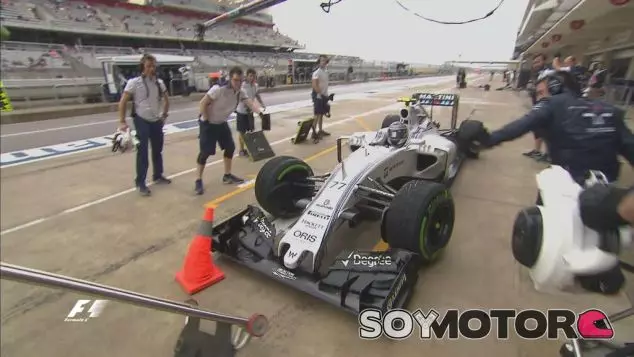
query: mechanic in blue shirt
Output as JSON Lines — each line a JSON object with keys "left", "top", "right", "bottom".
{"left": 480, "top": 70, "right": 634, "bottom": 185}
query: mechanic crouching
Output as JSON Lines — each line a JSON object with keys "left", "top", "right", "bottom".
{"left": 477, "top": 70, "right": 634, "bottom": 188}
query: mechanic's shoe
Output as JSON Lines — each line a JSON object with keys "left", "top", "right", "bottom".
{"left": 311, "top": 132, "right": 320, "bottom": 144}
{"left": 223, "top": 173, "right": 245, "bottom": 184}
{"left": 522, "top": 149, "right": 541, "bottom": 157}
{"left": 194, "top": 179, "right": 204, "bottom": 195}
{"left": 319, "top": 130, "right": 331, "bottom": 137}
{"left": 153, "top": 176, "right": 172, "bottom": 184}
{"left": 137, "top": 185, "right": 151, "bottom": 197}
{"left": 238, "top": 149, "right": 249, "bottom": 157}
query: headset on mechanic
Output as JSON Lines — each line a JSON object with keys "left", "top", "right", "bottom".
{"left": 478, "top": 69, "right": 634, "bottom": 186}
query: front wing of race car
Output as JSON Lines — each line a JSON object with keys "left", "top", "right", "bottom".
{"left": 211, "top": 205, "right": 420, "bottom": 315}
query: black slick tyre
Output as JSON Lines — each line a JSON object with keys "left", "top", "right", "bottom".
{"left": 511, "top": 207, "right": 543, "bottom": 268}
{"left": 255, "top": 156, "right": 314, "bottom": 218}
{"left": 384, "top": 180, "right": 455, "bottom": 263}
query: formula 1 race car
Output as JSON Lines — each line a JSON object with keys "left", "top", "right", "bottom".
{"left": 211, "top": 92, "right": 486, "bottom": 315}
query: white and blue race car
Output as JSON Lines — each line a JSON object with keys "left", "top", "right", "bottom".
{"left": 211, "top": 92, "right": 486, "bottom": 315}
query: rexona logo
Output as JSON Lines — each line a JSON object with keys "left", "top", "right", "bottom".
{"left": 359, "top": 308, "right": 615, "bottom": 341}
{"left": 293, "top": 230, "right": 317, "bottom": 243}
{"left": 341, "top": 252, "right": 392, "bottom": 268}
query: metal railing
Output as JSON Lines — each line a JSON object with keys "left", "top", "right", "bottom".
{"left": 1, "top": 262, "right": 269, "bottom": 355}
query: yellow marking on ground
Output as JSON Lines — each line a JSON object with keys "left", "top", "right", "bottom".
{"left": 355, "top": 117, "right": 372, "bottom": 131}
{"left": 204, "top": 145, "right": 338, "bottom": 208}
{"left": 372, "top": 240, "right": 389, "bottom": 252}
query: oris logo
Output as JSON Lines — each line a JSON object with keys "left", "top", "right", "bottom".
{"left": 293, "top": 230, "right": 317, "bottom": 243}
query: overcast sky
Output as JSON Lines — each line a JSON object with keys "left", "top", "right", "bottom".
{"left": 268, "top": 0, "right": 530, "bottom": 64}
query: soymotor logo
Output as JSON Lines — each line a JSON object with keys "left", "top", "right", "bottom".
{"left": 359, "top": 308, "right": 614, "bottom": 340}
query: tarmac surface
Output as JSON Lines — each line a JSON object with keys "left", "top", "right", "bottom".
{"left": 1, "top": 76, "right": 633, "bottom": 357}
{"left": 0, "top": 76, "right": 455, "bottom": 152}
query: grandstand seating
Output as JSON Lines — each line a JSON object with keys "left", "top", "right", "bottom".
{"left": 0, "top": 0, "right": 384, "bottom": 81}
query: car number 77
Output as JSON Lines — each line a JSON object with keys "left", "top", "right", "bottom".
{"left": 328, "top": 181, "right": 346, "bottom": 190}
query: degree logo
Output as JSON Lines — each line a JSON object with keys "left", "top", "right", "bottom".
{"left": 576, "top": 309, "right": 614, "bottom": 339}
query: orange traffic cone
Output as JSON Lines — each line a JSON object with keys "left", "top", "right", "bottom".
{"left": 175, "top": 205, "right": 225, "bottom": 294}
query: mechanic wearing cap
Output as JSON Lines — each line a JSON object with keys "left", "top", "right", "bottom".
{"left": 195, "top": 66, "right": 266, "bottom": 195}
{"left": 236, "top": 68, "right": 266, "bottom": 157}
{"left": 118, "top": 53, "right": 171, "bottom": 197}
{"left": 479, "top": 70, "right": 634, "bottom": 186}
{"left": 311, "top": 54, "right": 331, "bottom": 140}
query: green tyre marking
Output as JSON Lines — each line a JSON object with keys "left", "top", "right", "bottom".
{"left": 277, "top": 164, "right": 310, "bottom": 181}
{"left": 418, "top": 189, "right": 450, "bottom": 261}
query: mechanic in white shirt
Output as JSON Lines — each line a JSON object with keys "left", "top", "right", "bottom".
{"left": 118, "top": 53, "right": 170, "bottom": 197}
{"left": 311, "top": 55, "right": 330, "bottom": 139}
{"left": 195, "top": 66, "right": 265, "bottom": 195}
{"left": 236, "top": 68, "right": 266, "bottom": 157}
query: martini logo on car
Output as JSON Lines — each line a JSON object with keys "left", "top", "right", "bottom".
{"left": 359, "top": 308, "right": 614, "bottom": 341}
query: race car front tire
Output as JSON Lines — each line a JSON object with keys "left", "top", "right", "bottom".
{"left": 255, "top": 156, "right": 315, "bottom": 218}
{"left": 383, "top": 180, "right": 455, "bottom": 264}
{"left": 381, "top": 114, "right": 401, "bottom": 129}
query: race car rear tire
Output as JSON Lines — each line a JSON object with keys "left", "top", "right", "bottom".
{"left": 381, "top": 114, "right": 401, "bottom": 129}
{"left": 457, "top": 119, "right": 485, "bottom": 159}
{"left": 255, "top": 156, "right": 315, "bottom": 218}
{"left": 383, "top": 180, "right": 455, "bottom": 264}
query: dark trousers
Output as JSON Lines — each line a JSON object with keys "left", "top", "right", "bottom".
{"left": 133, "top": 115, "right": 164, "bottom": 186}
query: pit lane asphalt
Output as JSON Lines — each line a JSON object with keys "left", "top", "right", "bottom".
{"left": 0, "top": 76, "right": 456, "bottom": 152}
{"left": 1, "top": 77, "right": 632, "bottom": 357}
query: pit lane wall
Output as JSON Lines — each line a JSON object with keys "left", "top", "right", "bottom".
{"left": 0, "top": 74, "right": 436, "bottom": 124}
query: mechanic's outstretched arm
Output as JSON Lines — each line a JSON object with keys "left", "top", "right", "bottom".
{"left": 485, "top": 100, "right": 553, "bottom": 147}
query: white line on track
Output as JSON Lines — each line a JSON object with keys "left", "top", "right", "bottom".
{"left": 0, "top": 107, "right": 198, "bottom": 138}
{"left": 0, "top": 77, "right": 456, "bottom": 138}
{"left": 0, "top": 86, "right": 455, "bottom": 236}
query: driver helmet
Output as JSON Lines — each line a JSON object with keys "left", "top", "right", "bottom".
{"left": 112, "top": 128, "right": 135, "bottom": 153}
{"left": 387, "top": 121, "right": 408, "bottom": 147}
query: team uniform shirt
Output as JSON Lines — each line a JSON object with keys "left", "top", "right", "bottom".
{"left": 124, "top": 76, "right": 167, "bottom": 121}
{"left": 203, "top": 84, "right": 250, "bottom": 124}
{"left": 312, "top": 67, "right": 329, "bottom": 96}
{"left": 236, "top": 81, "right": 259, "bottom": 114}
{"left": 487, "top": 92, "right": 634, "bottom": 182}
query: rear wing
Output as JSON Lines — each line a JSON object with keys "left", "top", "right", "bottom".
{"left": 398, "top": 93, "right": 460, "bottom": 129}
